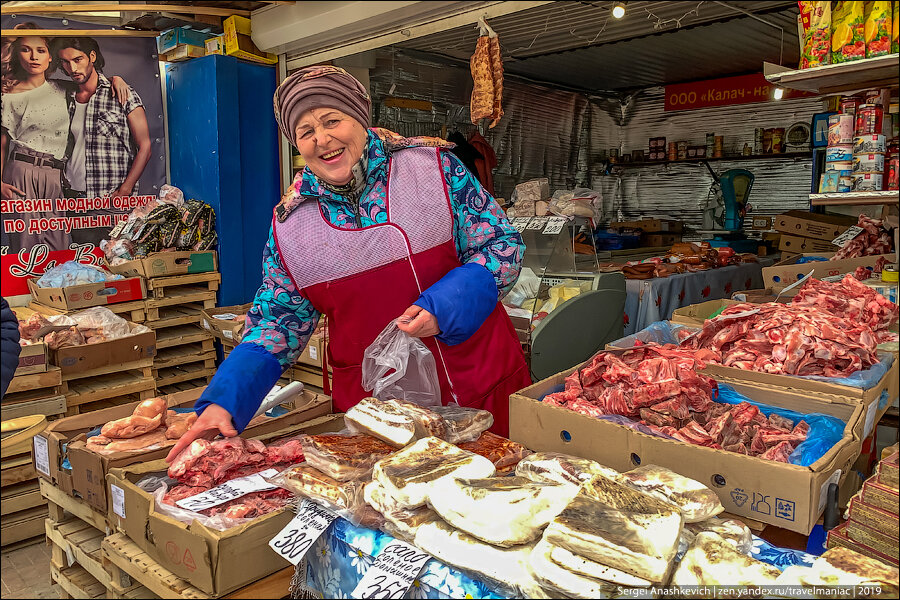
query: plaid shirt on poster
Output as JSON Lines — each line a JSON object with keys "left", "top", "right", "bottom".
{"left": 66, "top": 73, "right": 144, "bottom": 197}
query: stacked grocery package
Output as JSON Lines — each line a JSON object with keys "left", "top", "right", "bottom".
{"left": 798, "top": 2, "right": 896, "bottom": 70}
{"left": 828, "top": 449, "right": 899, "bottom": 568}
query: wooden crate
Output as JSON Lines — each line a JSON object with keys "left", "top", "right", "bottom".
{"left": 144, "top": 302, "right": 206, "bottom": 330}
{"left": 146, "top": 272, "right": 220, "bottom": 300}
{"left": 62, "top": 358, "right": 154, "bottom": 383}
{"left": 1, "top": 394, "right": 67, "bottom": 421}
{"left": 65, "top": 370, "right": 156, "bottom": 415}
{"left": 4, "top": 366, "right": 67, "bottom": 405}
{"left": 153, "top": 362, "right": 216, "bottom": 388}
{"left": 102, "top": 532, "right": 293, "bottom": 599}
{"left": 30, "top": 299, "right": 147, "bottom": 323}
{"left": 155, "top": 325, "right": 215, "bottom": 350}
{"left": 51, "top": 561, "right": 109, "bottom": 599}
{"left": 156, "top": 376, "right": 213, "bottom": 397}
{"left": 152, "top": 340, "right": 216, "bottom": 371}
{"left": 40, "top": 478, "right": 112, "bottom": 534}
{"left": 1, "top": 447, "right": 45, "bottom": 547}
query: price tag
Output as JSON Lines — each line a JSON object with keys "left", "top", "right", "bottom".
{"left": 110, "top": 484, "right": 126, "bottom": 519}
{"left": 526, "top": 217, "right": 548, "bottom": 230}
{"left": 213, "top": 313, "right": 239, "bottom": 320}
{"left": 202, "top": 319, "right": 210, "bottom": 330}
{"left": 33, "top": 436, "right": 50, "bottom": 476}
{"left": 351, "top": 540, "right": 431, "bottom": 599}
{"left": 309, "top": 345, "right": 318, "bottom": 360}
{"left": 831, "top": 225, "right": 863, "bottom": 247}
{"left": 175, "top": 468, "right": 278, "bottom": 512}
{"left": 542, "top": 216, "right": 567, "bottom": 236}
{"left": 511, "top": 217, "right": 531, "bottom": 232}
{"left": 268, "top": 499, "right": 337, "bottom": 565}
{"left": 223, "top": 329, "right": 234, "bottom": 340}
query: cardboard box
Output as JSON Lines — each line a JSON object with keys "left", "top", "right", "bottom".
{"left": 28, "top": 277, "right": 146, "bottom": 310}
{"left": 205, "top": 35, "right": 224, "bottom": 56}
{"left": 223, "top": 15, "right": 277, "bottom": 65}
{"left": 509, "top": 369, "right": 863, "bottom": 534}
{"left": 761, "top": 253, "right": 896, "bottom": 291}
{"left": 751, "top": 216, "right": 774, "bottom": 230}
{"left": 297, "top": 333, "right": 325, "bottom": 368}
{"left": 200, "top": 303, "right": 250, "bottom": 343}
{"left": 15, "top": 342, "right": 48, "bottom": 375}
{"left": 730, "top": 288, "right": 794, "bottom": 304}
{"left": 106, "top": 251, "right": 217, "bottom": 279}
{"left": 773, "top": 210, "right": 857, "bottom": 241}
{"left": 107, "top": 414, "right": 344, "bottom": 596}
{"left": 670, "top": 299, "right": 741, "bottom": 327}
{"left": 157, "top": 27, "right": 212, "bottom": 55}
{"left": 643, "top": 233, "right": 682, "bottom": 248}
{"left": 53, "top": 328, "right": 156, "bottom": 375}
{"left": 778, "top": 234, "right": 838, "bottom": 254}
{"left": 610, "top": 218, "right": 684, "bottom": 233}
{"left": 35, "top": 388, "right": 332, "bottom": 513}
{"left": 164, "top": 44, "right": 206, "bottom": 62}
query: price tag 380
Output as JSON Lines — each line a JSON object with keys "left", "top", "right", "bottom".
{"left": 268, "top": 499, "right": 338, "bottom": 565}
{"left": 351, "top": 540, "right": 431, "bottom": 599}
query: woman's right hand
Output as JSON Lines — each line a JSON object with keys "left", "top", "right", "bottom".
{"left": 165, "top": 404, "right": 238, "bottom": 463}
{"left": 1, "top": 182, "right": 25, "bottom": 200}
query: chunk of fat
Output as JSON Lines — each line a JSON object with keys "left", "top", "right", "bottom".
{"left": 620, "top": 464, "right": 724, "bottom": 523}
{"left": 684, "top": 517, "right": 753, "bottom": 554}
{"left": 548, "top": 543, "right": 653, "bottom": 588}
{"left": 810, "top": 548, "right": 899, "bottom": 593}
{"left": 528, "top": 538, "right": 626, "bottom": 599}
{"left": 413, "top": 520, "right": 550, "bottom": 599}
{"left": 515, "top": 452, "right": 621, "bottom": 487}
{"left": 544, "top": 491, "right": 681, "bottom": 584}
{"left": 344, "top": 398, "right": 415, "bottom": 447}
{"left": 671, "top": 532, "right": 781, "bottom": 587}
{"left": 427, "top": 476, "right": 578, "bottom": 546}
{"left": 372, "top": 437, "right": 495, "bottom": 509}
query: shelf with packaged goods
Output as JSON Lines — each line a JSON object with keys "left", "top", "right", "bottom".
{"left": 612, "top": 151, "right": 811, "bottom": 168}
{"left": 763, "top": 54, "right": 900, "bottom": 94}
{"left": 809, "top": 190, "right": 899, "bottom": 206}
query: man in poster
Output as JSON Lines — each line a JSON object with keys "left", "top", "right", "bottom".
{"left": 52, "top": 36, "right": 152, "bottom": 244}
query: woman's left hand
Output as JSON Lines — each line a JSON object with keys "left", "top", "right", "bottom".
{"left": 396, "top": 305, "right": 440, "bottom": 338}
{"left": 110, "top": 76, "right": 130, "bottom": 106}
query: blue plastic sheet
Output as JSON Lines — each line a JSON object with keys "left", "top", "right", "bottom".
{"left": 716, "top": 384, "right": 846, "bottom": 467}
{"left": 795, "top": 256, "right": 829, "bottom": 264}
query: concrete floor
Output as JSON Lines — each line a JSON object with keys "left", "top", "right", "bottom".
{"left": 1, "top": 540, "right": 60, "bottom": 599}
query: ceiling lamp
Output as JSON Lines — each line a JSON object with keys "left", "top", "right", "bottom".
{"left": 612, "top": 1, "right": 627, "bottom": 19}
{"left": 773, "top": 87, "right": 784, "bottom": 100}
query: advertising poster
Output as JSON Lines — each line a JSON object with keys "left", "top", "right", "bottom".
{"left": 1, "top": 15, "right": 166, "bottom": 296}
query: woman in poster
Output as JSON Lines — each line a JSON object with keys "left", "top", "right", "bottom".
{"left": 0, "top": 22, "right": 129, "bottom": 251}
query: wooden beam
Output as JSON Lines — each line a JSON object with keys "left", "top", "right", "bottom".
{"left": 1, "top": 28, "right": 159, "bottom": 37}
{"left": 1, "top": 4, "right": 250, "bottom": 17}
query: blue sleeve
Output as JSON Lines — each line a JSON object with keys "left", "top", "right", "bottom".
{"left": 193, "top": 342, "right": 283, "bottom": 433}
{"left": 414, "top": 262, "right": 498, "bottom": 346}
{"left": 1, "top": 298, "right": 21, "bottom": 399}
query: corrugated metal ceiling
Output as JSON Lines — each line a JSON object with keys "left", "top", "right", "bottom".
{"left": 398, "top": 0, "right": 801, "bottom": 91}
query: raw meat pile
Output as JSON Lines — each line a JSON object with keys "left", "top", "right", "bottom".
{"left": 792, "top": 274, "right": 899, "bottom": 340}
{"left": 85, "top": 398, "right": 195, "bottom": 453}
{"left": 542, "top": 345, "right": 719, "bottom": 420}
{"left": 831, "top": 215, "right": 893, "bottom": 260}
{"left": 17, "top": 307, "right": 146, "bottom": 349}
{"left": 686, "top": 302, "right": 880, "bottom": 377}
{"left": 163, "top": 437, "right": 306, "bottom": 519}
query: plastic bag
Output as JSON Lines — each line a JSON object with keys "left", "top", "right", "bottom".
{"left": 503, "top": 267, "right": 541, "bottom": 308}
{"left": 361, "top": 320, "right": 441, "bottom": 407}
{"left": 299, "top": 432, "right": 395, "bottom": 482}
{"left": 158, "top": 184, "right": 185, "bottom": 206}
{"left": 548, "top": 188, "right": 602, "bottom": 221}
{"left": 619, "top": 464, "right": 724, "bottom": 523}
{"left": 431, "top": 404, "right": 494, "bottom": 444}
{"left": 36, "top": 261, "right": 123, "bottom": 288}
{"left": 716, "top": 384, "right": 846, "bottom": 467}
{"left": 515, "top": 452, "right": 620, "bottom": 487}
{"left": 456, "top": 431, "right": 532, "bottom": 474}
{"left": 684, "top": 517, "right": 753, "bottom": 555}
{"left": 265, "top": 462, "right": 370, "bottom": 525}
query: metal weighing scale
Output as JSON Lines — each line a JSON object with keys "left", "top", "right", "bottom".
{"left": 512, "top": 216, "right": 626, "bottom": 382}
{"left": 698, "top": 165, "right": 758, "bottom": 253}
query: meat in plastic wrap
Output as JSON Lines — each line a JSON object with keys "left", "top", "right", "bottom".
{"left": 619, "top": 464, "right": 724, "bottom": 523}
{"left": 683, "top": 516, "right": 753, "bottom": 554}
{"left": 344, "top": 397, "right": 416, "bottom": 447}
{"left": 671, "top": 532, "right": 780, "bottom": 589}
{"left": 427, "top": 475, "right": 578, "bottom": 546}
{"left": 431, "top": 404, "right": 493, "bottom": 443}
{"left": 515, "top": 452, "right": 620, "bottom": 487}
{"left": 266, "top": 463, "right": 368, "bottom": 522}
{"left": 298, "top": 432, "right": 395, "bottom": 482}
{"left": 529, "top": 538, "right": 650, "bottom": 598}
{"left": 456, "top": 431, "right": 531, "bottom": 474}
{"left": 386, "top": 398, "right": 446, "bottom": 439}
{"left": 36, "top": 261, "right": 123, "bottom": 288}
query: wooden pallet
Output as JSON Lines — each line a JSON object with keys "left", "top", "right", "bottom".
{"left": 4, "top": 366, "right": 67, "bottom": 405}
{"left": 146, "top": 272, "right": 220, "bottom": 300}
{"left": 156, "top": 376, "right": 211, "bottom": 397}
{"left": 153, "top": 363, "right": 215, "bottom": 388}
{"left": 145, "top": 293, "right": 216, "bottom": 319}
{"left": 40, "top": 478, "right": 112, "bottom": 534}
{"left": 144, "top": 303, "right": 206, "bottom": 330}
{"left": 62, "top": 358, "right": 154, "bottom": 383}
{"left": 1, "top": 393, "right": 67, "bottom": 421}
{"left": 102, "top": 532, "right": 293, "bottom": 599}
{"left": 1, "top": 450, "right": 46, "bottom": 547}
{"left": 51, "top": 561, "right": 109, "bottom": 599}
{"left": 64, "top": 370, "right": 156, "bottom": 415}
{"left": 155, "top": 325, "right": 215, "bottom": 350}
{"left": 152, "top": 340, "right": 216, "bottom": 371}
{"left": 30, "top": 300, "right": 147, "bottom": 324}
{"left": 1, "top": 503, "right": 48, "bottom": 546}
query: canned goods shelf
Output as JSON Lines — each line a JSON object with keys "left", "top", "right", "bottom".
{"left": 809, "top": 190, "right": 899, "bottom": 206}
{"left": 614, "top": 151, "right": 811, "bottom": 168}
{"left": 763, "top": 54, "right": 900, "bottom": 94}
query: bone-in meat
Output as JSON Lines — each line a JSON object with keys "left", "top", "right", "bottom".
{"left": 792, "top": 274, "right": 898, "bottom": 336}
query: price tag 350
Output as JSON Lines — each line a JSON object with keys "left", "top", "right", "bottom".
{"left": 268, "top": 499, "right": 337, "bottom": 565}
{"left": 351, "top": 540, "right": 431, "bottom": 599}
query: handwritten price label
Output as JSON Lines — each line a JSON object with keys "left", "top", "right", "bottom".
{"left": 175, "top": 468, "right": 278, "bottom": 512}
{"left": 268, "top": 499, "right": 337, "bottom": 565}
{"left": 351, "top": 540, "right": 431, "bottom": 599}
{"left": 542, "top": 216, "right": 567, "bottom": 236}
{"left": 511, "top": 217, "right": 532, "bottom": 232}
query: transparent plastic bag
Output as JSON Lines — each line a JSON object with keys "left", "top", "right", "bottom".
{"left": 361, "top": 320, "right": 441, "bottom": 407}
{"left": 298, "top": 431, "right": 394, "bottom": 482}
{"left": 36, "top": 261, "right": 123, "bottom": 288}
{"left": 265, "top": 462, "right": 370, "bottom": 525}
{"left": 619, "top": 464, "right": 724, "bottom": 523}
{"left": 432, "top": 404, "right": 494, "bottom": 444}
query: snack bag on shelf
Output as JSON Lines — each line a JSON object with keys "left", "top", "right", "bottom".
{"left": 865, "top": 1, "right": 893, "bottom": 57}
{"left": 893, "top": 0, "right": 899, "bottom": 52}
{"left": 832, "top": 0, "right": 866, "bottom": 63}
{"left": 798, "top": 1, "right": 831, "bottom": 68}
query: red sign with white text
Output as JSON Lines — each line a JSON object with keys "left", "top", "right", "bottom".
{"left": 665, "top": 73, "right": 815, "bottom": 112}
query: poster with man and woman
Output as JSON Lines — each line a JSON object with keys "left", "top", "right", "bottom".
{"left": 1, "top": 15, "right": 165, "bottom": 296}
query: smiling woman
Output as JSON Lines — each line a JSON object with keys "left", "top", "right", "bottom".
{"left": 295, "top": 108, "right": 367, "bottom": 187}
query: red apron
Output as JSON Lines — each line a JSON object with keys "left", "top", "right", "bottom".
{"left": 273, "top": 146, "right": 529, "bottom": 435}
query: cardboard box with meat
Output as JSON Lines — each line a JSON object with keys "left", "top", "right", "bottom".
{"left": 105, "top": 250, "right": 217, "bottom": 279}
{"left": 33, "top": 386, "right": 333, "bottom": 513}
{"left": 510, "top": 372, "right": 863, "bottom": 534}
{"left": 762, "top": 252, "right": 896, "bottom": 291}
{"left": 107, "top": 415, "right": 344, "bottom": 596}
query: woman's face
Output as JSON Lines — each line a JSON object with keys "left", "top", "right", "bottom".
{"left": 295, "top": 107, "right": 367, "bottom": 186}
{"left": 17, "top": 37, "right": 51, "bottom": 76}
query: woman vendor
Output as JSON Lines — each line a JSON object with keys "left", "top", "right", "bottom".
{"left": 168, "top": 66, "right": 529, "bottom": 461}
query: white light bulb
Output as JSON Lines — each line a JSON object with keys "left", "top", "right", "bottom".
{"left": 612, "top": 3, "right": 626, "bottom": 19}
{"left": 773, "top": 87, "right": 784, "bottom": 100}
